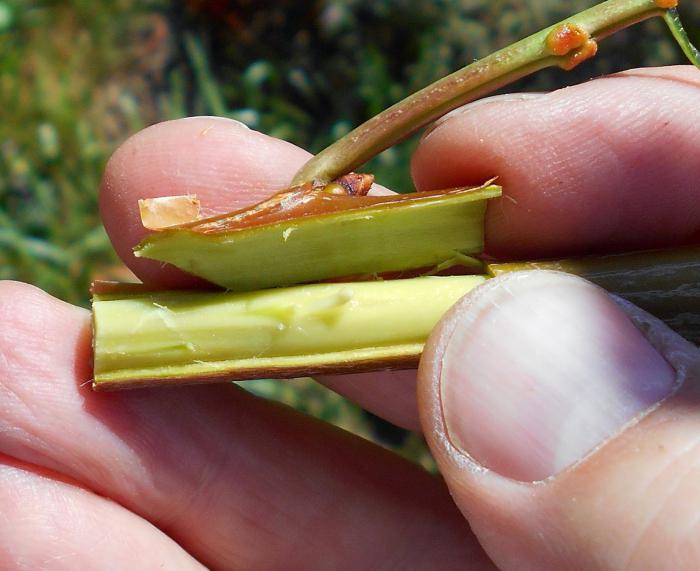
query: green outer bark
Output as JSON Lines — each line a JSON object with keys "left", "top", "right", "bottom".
{"left": 92, "top": 275, "right": 486, "bottom": 389}
{"left": 134, "top": 185, "right": 500, "bottom": 292}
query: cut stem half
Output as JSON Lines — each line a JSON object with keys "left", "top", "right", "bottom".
{"left": 134, "top": 184, "right": 500, "bottom": 291}
{"left": 92, "top": 275, "right": 486, "bottom": 390}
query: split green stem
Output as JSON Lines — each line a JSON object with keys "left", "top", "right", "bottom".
{"left": 135, "top": 184, "right": 500, "bottom": 291}
{"left": 94, "top": 1, "right": 700, "bottom": 389}
{"left": 92, "top": 276, "right": 486, "bottom": 389}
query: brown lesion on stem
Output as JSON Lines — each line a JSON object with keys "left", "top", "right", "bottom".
{"left": 655, "top": 0, "right": 678, "bottom": 8}
{"left": 545, "top": 22, "right": 598, "bottom": 71}
{"left": 139, "top": 175, "right": 496, "bottom": 237}
{"left": 138, "top": 173, "right": 374, "bottom": 235}
{"left": 322, "top": 173, "right": 375, "bottom": 196}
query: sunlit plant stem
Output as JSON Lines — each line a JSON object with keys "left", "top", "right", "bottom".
{"left": 293, "top": 0, "right": 699, "bottom": 186}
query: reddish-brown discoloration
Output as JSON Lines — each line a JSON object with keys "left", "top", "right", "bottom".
{"left": 90, "top": 280, "right": 220, "bottom": 295}
{"left": 155, "top": 177, "right": 488, "bottom": 236}
{"left": 91, "top": 281, "right": 153, "bottom": 296}
{"left": 546, "top": 23, "right": 590, "bottom": 56}
{"left": 654, "top": 0, "right": 678, "bottom": 8}
{"left": 139, "top": 173, "right": 371, "bottom": 235}
{"left": 329, "top": 173, "right": 375, "bottom": 196}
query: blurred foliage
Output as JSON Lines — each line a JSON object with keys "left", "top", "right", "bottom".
{"left": 1, "top": 0, "right": 698, "bottom": 461}
{"left": 0, "top": 0, "right": 168, "bottom": 303}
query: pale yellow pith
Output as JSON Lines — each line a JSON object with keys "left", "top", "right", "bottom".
{"left": 93, "top": 275, "right": 485, "bottom": 384}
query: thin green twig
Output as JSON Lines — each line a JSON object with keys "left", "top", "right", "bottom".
{"left": 292, "top": 0, "right": 695, "bottom": 186}
{"left": 664, "top": 8, "right": 700, "bottom": 67}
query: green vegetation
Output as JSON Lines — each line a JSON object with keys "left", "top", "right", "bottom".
{"left": 0, "top": 0, "right": 161, "bottom": 303}
{"left": 2, "top": 0, "right": 698, "bottom": 462}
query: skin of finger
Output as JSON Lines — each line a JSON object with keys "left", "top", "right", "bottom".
{"left": 99, "top": 116, "right": 311, "bottom": 288}
{"left": 0, "top": 456, "right": 203, "bottom": 570}
{"left": 412, "top": 65, "right": 700, "bottom": 259}
{"left": 0, "top": 281, "right": 495, "bottom": 571}
{"left": 315, "top": 370, "right": 420, "bottom": 431}
{"left": 418, "top": 288, "right": 700, "bottom": 570}
{"left": 99, "top": 116, "right": 422, "bottom": 431}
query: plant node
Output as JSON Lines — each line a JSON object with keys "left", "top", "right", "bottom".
{"left": 546, "top": 23, "right": 598, "bottom": 70}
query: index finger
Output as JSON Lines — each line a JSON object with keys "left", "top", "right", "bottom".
{"left": 100, "top": 116, "right": 311, "bottom": 288}
{"left": 412, "top": 65, "right": 700, "bottom": 260}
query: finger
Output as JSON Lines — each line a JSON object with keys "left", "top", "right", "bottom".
{"left": 314, "top": 370, "right": 420, "bottom": 431}
{"left": 100, "top": 116, "right": 419, "bottom": 429}
{"left": 0, "top": 281, "right": 493, "bottom": 570}
{"left": 412, "top": 65, "right": 700, "bottom": 259}
{"left": 100, "top": 116, "right": 311, "bottom": 288}
{"left": 0, "top": 455, "right": 203, "bottom": 569}
{"left": 418, "top": 271, "right": 700, "bottom": 569}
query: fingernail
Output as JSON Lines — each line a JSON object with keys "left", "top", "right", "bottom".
{"left": 422, "top": 92, "right": 546, "bottom": 141}
{"left": 440, "top": 271, "right": 677, "bottom": 482}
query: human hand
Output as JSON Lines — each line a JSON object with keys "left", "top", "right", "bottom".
{"left": 2, "top": 66, "right": 699, "bottom": 569}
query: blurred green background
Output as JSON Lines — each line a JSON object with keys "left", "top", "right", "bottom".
{"left": 1, "top": 0, "right": 698, "bottom": 466}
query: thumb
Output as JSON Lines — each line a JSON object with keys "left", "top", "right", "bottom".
{"left": 418, "top": 271, "right": 700, "bottom": 570}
